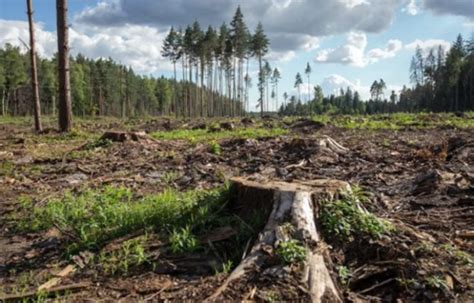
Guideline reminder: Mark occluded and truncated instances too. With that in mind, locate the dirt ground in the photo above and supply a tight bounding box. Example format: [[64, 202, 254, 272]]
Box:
[[0, 115, 473, 302]]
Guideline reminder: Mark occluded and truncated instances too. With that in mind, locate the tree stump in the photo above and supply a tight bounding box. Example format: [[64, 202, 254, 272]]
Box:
[[206, 177, 350, 302]]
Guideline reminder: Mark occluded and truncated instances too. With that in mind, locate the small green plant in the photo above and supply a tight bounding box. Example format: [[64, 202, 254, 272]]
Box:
[[0, 160, 15, 177], [265, 291, 279, 302], [84, 138, 113, 150], [14, 185, 228, 251], [209, 141, 221, 155], [98, 236, 149, 275], [320, 189, 393, 240], [440, 244, 474, 265], [337, 265, 351, 284], [425, 275, 449, 291], [214, 260, 234, 275], [169, 226, 199, 254], [160, 171, 179, 185], [276, 239, 306, 264]]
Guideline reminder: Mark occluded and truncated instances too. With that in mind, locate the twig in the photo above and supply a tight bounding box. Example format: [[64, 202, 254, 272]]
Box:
[[144, 281, 173, 301]]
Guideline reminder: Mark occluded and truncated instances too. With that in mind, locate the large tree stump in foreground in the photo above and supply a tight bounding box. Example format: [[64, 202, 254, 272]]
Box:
[[206, 178, 350, 302]]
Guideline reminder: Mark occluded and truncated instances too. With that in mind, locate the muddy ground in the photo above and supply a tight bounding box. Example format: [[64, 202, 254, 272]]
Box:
[[0, 115, 473, 302]]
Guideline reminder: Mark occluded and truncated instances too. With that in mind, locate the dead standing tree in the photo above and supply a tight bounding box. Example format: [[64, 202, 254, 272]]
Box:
[[56, 0, 72, 132], [26, 0, 43, 132]]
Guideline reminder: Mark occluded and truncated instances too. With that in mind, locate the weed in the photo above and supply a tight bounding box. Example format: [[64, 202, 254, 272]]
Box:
[[0, 160, 15, 177], [151, 127, 288, 143], [160, 171, 180, 185], [15, 185, 229, 252], [320, 188, 393, 240], [98, 236, 150, 275], [337, 265, 351, 285], [169, 226, 199, 254], [276, 239, 306, 264], [265, 290, 280, 302], [83, 138, 113, 150], [209, 141, 221, 155], [214, 260, 234, 275], [425, 275, 449, 291], [440, 244, 474, 266]]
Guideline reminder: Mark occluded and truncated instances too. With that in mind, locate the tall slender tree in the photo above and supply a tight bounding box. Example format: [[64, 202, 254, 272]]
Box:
[[294, 72, 303, 103], [56, 0, 72, 132], [251, 22, 269, 117], [271, 68, 281, 112], [305, 62, 311, 103], [26, 0, 42, 132]]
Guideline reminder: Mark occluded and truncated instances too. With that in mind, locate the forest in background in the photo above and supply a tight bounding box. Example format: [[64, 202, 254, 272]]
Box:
[[0, 6, 473, 119]]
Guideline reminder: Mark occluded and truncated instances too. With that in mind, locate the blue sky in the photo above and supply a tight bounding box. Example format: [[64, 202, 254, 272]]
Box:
[[1, 0, 473, 109]]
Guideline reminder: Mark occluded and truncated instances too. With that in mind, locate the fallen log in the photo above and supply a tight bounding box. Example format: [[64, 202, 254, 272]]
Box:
[[205, 177, 350, 302]]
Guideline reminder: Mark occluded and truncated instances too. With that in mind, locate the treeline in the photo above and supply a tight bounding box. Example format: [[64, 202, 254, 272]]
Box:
[[280, 34, 474, 115], [0, 43, 239, 117], [161, 6, 273, 117]]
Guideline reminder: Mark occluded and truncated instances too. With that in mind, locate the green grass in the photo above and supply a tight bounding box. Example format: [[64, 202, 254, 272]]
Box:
[[97, 235, 150, 275], [15, 185, 229, 252], [310, 112, 474, 130], [151, 127, 288, 143], [169, 226, 199, 254], [320, 188, 393, 240]]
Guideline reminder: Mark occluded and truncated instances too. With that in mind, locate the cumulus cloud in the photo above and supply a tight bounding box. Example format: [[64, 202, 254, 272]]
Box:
[[424, 0, 474, 20], [0, 20, 56, 58], [402, 0, 420, 16], [74, 0, 400, 53], [405, 38, 451, 55], [367, 39, 403, 63], [0, 19, 171, 74], [315, 32, 402, 67], [321, 74, 402, 99]]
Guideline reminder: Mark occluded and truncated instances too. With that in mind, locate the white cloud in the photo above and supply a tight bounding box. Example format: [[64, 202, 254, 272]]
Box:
[[267, 50, 296, 62], [0, 19, 172, 74], [321, 74, 403, 100], [75, 0, 400, 53], [367, 39, 403, 63], [0, 20, 56, 58], [402, 0, 420, 16], [315, 32, 402, 67], [405, 38, 451, 55]]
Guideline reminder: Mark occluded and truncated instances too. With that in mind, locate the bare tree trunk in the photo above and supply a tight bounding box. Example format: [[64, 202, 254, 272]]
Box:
[[56, 0, 72, 132], [1, 91, 6, 116], [27, 0, 43, 132]]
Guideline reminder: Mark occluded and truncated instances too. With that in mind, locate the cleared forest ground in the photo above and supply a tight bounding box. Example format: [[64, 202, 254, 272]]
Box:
[[0, 113, 473, 302]]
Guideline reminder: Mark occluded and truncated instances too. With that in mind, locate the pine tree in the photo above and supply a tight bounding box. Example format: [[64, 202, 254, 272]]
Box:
[[56, 0, 72, 132], [251, 22, 269, 117], [294, 72, 303, 103], [26, 0, 42, 132]]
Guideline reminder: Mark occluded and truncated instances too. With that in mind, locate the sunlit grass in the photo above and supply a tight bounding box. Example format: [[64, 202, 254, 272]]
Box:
[[151, 127, 288, 143]]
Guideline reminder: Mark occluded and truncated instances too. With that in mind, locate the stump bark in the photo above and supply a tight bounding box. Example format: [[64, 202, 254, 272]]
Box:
[[206, 177, 350, 302]]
